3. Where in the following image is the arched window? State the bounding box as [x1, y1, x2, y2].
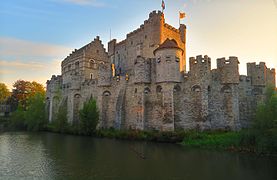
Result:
[157, 57, 161, 63]
[175, 56, 180, 62]
[156, 85, 162, 93]
[221, 85, 231, 93]
[252, 88, 262, 95]
[103, 91, 111, 96]
[166, 56, 171, 62]
[75, 61, 79, 69]
[174, 84, 181, 92]
[144, 87, 151, 94]
[192, 85, 201, 92]
[90, 59, 97, 69]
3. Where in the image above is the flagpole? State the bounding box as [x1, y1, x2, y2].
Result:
[179, 11, 180, 26]
[109, 28, 111, 41]
[162, 0, 163, 13]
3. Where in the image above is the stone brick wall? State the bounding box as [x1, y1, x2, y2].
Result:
[46, 10, 276, 132]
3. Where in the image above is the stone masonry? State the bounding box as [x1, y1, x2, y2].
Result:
[46, 10, 276, 131]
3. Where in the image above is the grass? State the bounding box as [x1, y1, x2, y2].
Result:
[182, 131, 241, 150]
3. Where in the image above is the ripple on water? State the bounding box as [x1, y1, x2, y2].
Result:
[0, 132, 276, 180]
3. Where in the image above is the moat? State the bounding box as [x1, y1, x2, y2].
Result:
[0, 132, 276, 179]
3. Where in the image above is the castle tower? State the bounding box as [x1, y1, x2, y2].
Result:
[189, 55, 211, 81]
[247, 62, 276, 87]
[154, 38, 183, 83]
[216, 56, 240, 130]
[217, 56, 240, 84]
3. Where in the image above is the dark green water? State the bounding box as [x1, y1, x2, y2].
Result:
[0, 132, 276, 180]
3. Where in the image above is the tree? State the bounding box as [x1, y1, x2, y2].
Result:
[79, 98, 99, 135]
[0, 83, 10, 103]
[12, 80, 45, 110]
[24, 92, 47, 131]
[51, 100, 69, 133]
[254, 85, 277, 129]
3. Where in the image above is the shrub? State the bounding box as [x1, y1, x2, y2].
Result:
[79, 98, 99, 135]
[50, 101, 69, 133]
[9, 105, 26, 130]
[24, 93, 47, 131]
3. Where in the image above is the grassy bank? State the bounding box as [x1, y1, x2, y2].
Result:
[95, 128, 277, 155]
[181, 129, 277, 155]
[95, 129, 186, 143]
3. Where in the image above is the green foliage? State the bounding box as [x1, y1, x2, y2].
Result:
[95, 129, 187, 143]
[254, 85, 277, 129]
[9, 105, 26, 130]
[0, 82, 10, 103]
[49, 102, 69, 133]
[79, 98, 99, 135]
[12, 80, 45, 110]
[24, 93, 47, 131]
[8, 92, 47, 131]
[181, 86, 277, 154]
[182, 131, 241, 149]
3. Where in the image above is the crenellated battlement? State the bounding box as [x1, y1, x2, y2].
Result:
[62, 36, 107, 66]
[126, 11, 163, 38]
[149, 10, 163, 18]
[216, 56, 239, 84]
[189, 55, 211, 65]
[189, 55, 211, 78]
[247, 62, 276, 86]
[164, 23, 179, 33]
[46, 10, 276, 132]
[217, 56, 239, 68]
[127, 26, 144, 38]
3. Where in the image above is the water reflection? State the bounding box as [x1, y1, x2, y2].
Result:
[0, 132, 276, 180]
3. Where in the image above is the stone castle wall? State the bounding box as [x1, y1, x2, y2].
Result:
[46, 11, 276, 131]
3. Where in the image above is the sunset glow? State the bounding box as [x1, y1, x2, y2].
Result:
[0, 0, 276, 89]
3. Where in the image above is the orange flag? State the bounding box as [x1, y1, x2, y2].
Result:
[179, 12, 186, 19]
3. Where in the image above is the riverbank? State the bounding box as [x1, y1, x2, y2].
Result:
[48, 127, 276, 156]
[2, 116, 276, 156]
[94, 129, 277, 155]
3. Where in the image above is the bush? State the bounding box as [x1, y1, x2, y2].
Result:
[24, 93, 47, 131]
[79, 98, 99, 135]
[49, 102, 69, 133]
[239, 85, 277, 154]
[254, 85, 277, 129]
[9, 105, 26, 130]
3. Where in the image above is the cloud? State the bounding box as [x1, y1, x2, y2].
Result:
[0, 59, 61, 90]
[0, 37, 72, 58]
[0, 69, 15, 75]
[61, 0, 106, 7]
[0, 60, 45, 70]
[0, 37, 70, 90]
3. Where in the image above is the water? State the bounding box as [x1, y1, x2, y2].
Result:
[0, 132, 276, 180]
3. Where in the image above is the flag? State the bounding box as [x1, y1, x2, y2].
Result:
[179, 12, 186, 19]
[162, 0, 165, 11]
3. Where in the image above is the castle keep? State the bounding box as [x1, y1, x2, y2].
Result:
[46, 11, 276, 131]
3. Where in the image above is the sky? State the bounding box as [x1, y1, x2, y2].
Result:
[0, 0, 276, 90]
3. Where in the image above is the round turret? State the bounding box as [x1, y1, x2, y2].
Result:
[154, 38, 183, 83]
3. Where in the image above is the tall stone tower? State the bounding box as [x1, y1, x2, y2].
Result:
[154, 38, 183, 83]
[152, 39, 184, 131]
[107, 10, 187, 75]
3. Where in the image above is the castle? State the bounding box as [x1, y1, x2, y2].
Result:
[46, 11, 276, 131]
